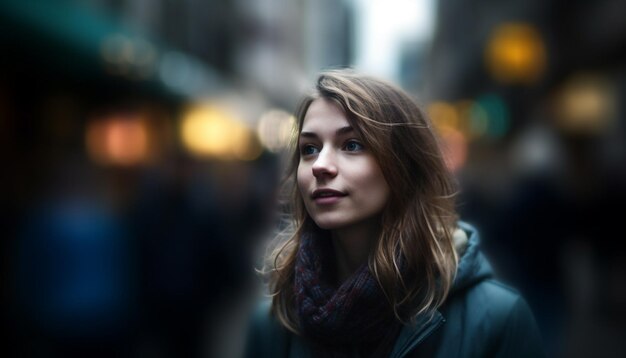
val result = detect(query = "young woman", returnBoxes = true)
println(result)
[245,70,545,357]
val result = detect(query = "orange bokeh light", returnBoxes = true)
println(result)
[485,23,547,85]
[86,115,150,166]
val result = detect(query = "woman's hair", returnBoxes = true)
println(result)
[266,69,459,333]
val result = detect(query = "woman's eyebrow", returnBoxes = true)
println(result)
[299,131,318,139]
[299,126,354,139]
[335,126,354,136]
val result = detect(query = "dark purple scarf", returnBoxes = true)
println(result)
[294,232,401,357]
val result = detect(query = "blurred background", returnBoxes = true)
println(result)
[1,0,625,357]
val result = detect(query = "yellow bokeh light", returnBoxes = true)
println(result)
[455,100,474,136]
[181,107,233,157]
[181,104,263,161]
[485,23,547,85]
[428,102,459,135]
[553,73,615,134]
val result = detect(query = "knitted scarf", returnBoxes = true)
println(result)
[294,231,402,357]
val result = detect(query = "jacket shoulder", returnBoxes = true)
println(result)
[439,279,545,357]
[457,278,532,333]
[470,279,522,308]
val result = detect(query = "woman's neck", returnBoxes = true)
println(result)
[331,220,381,283]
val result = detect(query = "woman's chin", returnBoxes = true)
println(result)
[312,218,346,231]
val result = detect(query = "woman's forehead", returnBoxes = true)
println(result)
[301,98,349,132]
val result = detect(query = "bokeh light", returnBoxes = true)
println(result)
[86,115,150,166]
[428,101,468,172]
[180,104,263,161]
[100,34,157,79]
[428,97,509,142]
[440,127,468,173]
[476,94,510,139]
[428,101,459,133]
[485,23,547,85]
[551,73,616,135]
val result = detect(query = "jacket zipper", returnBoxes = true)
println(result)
[395,316,445,358]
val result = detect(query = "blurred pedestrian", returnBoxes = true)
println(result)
[244,70,545,357]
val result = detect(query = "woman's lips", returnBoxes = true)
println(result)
[312,189,347,205]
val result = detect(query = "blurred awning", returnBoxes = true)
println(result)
[0,0,223,100]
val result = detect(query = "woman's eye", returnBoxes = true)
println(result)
[344,140,364,152]
[301,144,319,156]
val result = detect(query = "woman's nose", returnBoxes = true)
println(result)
[311,150,338,178]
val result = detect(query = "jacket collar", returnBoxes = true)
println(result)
[451,221,493,293]
[390,221,491,357]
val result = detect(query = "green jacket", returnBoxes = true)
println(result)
[244,222,545,357]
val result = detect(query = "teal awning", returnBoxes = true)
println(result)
[1,0,222,99]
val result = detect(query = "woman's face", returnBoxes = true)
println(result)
[297,98,390,231]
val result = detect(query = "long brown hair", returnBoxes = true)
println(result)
[266,69,459,333]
